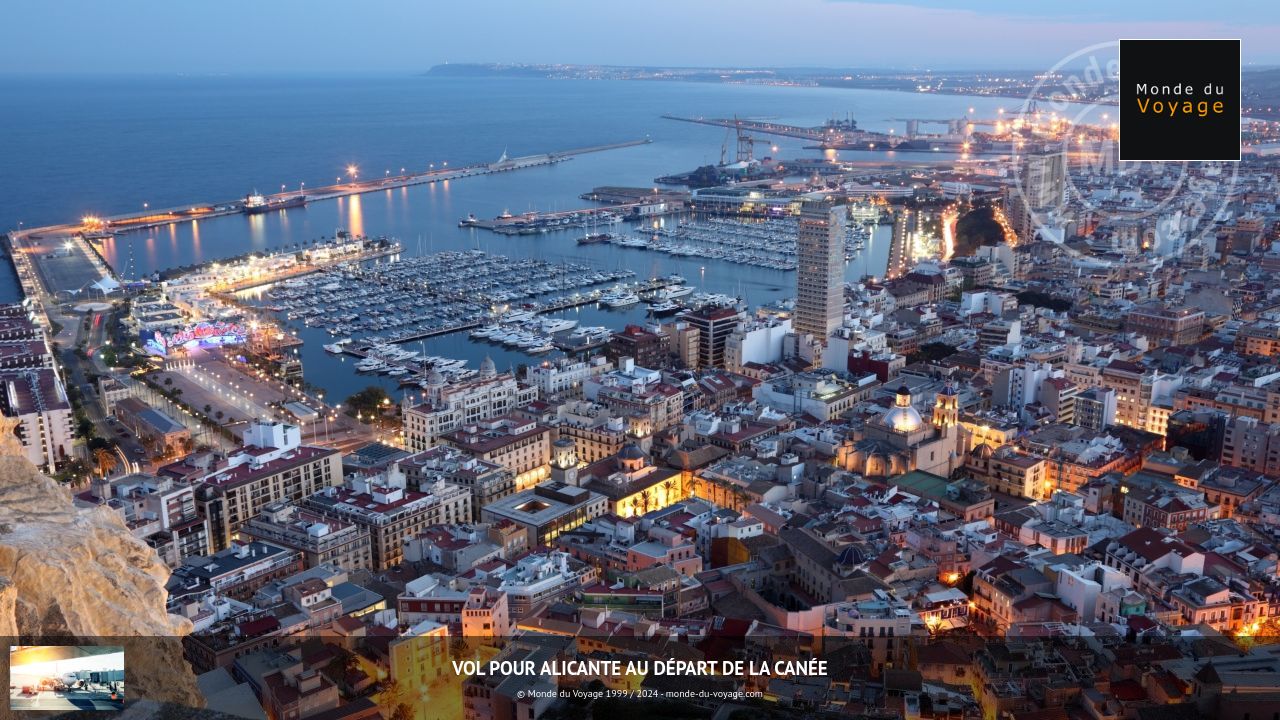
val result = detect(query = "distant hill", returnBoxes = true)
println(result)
[1244,67,1280,118]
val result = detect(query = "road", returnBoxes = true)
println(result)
[160,350,376,452]
[57,308,142,475]
[9,689,125,712]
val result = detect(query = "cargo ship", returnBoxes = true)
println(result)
[577,232,611,245]
[243,192,307,214]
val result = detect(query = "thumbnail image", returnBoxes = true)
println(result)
[9,645,125,712]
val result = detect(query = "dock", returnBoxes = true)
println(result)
[353,275,678,349]
[661,114,903,150]
[8,138,656,302]
[209,241,404,294]
[91,138,655,236]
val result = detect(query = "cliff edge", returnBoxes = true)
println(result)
[0,415,203,708]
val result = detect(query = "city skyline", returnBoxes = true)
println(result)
[6,6,1280,720]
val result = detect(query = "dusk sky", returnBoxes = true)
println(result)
[3,0,1278,74]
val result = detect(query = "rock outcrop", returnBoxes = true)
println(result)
[0,416,203,708]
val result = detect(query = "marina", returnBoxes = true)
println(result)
[459,202,681,235]
[256,249,638,344]
[249,248,703,364]
[599,212,880,270]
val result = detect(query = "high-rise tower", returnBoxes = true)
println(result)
[795,200,845,341]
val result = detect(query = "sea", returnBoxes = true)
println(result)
[0,74,1077,400]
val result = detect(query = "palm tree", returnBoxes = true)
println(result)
[93,447,118,478]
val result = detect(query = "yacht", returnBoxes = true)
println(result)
[539,317,578,333]
[651,285,694,301]
[602,292,640,308]
[648,300,681,316]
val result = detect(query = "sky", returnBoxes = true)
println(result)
[10,651,125,681]
[2,0,1278,74]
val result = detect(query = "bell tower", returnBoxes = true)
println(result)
[933,382,959,431]
[550,437,579,486]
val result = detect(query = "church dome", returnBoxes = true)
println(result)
[837,545,866,566]
[881,405,923,432]
[882,387,924,433]
[427,368,445,386]
[619,443,647,460]
[480,355,497,378]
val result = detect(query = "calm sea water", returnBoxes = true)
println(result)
[0,74,1071,399]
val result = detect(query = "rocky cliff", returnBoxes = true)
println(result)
[0,416,203,708]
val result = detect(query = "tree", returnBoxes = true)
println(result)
[687,476,701,500]
[907,342,957,365]
[1015,290,1072,313]
[344,385,391,420]
[163,377,173,387]
[203,404,213,415]
[323,646,359,684]
[215,410,224,421]
[93,447,118,478]
[55,458,93,485]
[378,679,407,711]
[953,204,1008,256]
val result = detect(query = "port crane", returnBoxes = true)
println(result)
[718,116,755,166]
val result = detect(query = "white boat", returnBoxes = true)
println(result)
[539,317,578,333]
[602,292,640,308]
[652,285,694,300]
[648,300,681,315]
[323,343,346,354]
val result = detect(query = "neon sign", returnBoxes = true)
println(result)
[143,321,247,356]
